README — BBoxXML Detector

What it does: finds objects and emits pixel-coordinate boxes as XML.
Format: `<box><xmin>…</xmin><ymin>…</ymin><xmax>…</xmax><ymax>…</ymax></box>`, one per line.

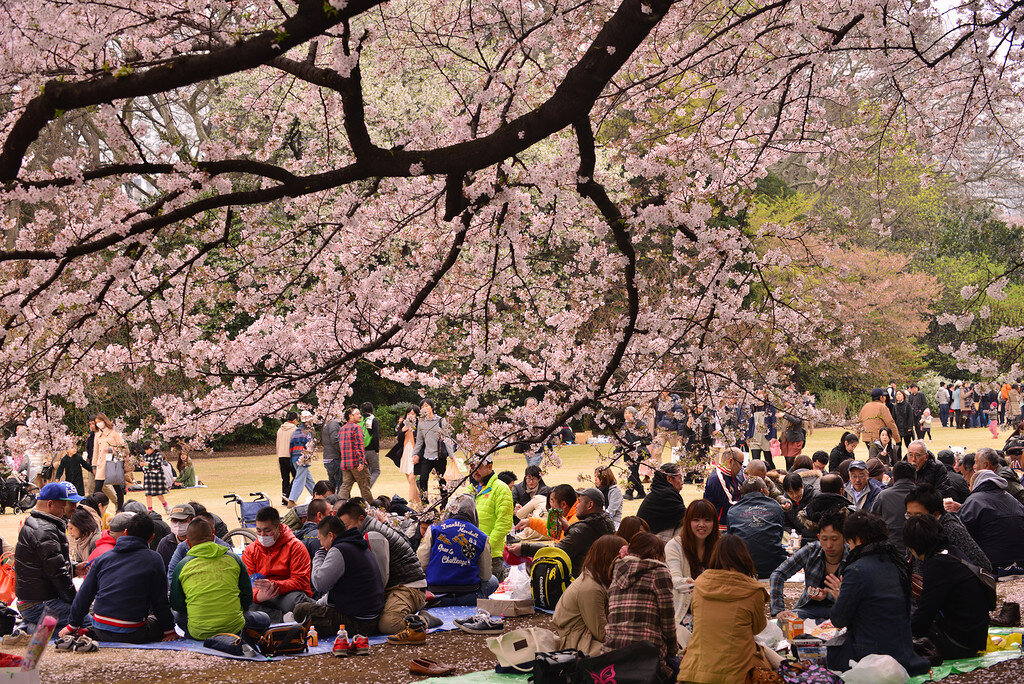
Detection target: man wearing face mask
<box><xmin>241</xmin><ymin>507</ymin><xmax>313</xmax><ymax>621</ymax></box>
<box><xmin>165</xmin><ymin>512</ymin><xmax>233</xmax><ymax>585</ymax></box>
<box><xmin>155</xmin><ymin>504</ymin><xmax>195</xmax><ymax>569</ymax></box>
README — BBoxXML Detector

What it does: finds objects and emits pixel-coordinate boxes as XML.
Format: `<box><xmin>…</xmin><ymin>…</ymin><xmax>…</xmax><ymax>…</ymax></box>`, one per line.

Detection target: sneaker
<box><xmin>73</xmin><ymin>635</ymin><xmax>99</xmax><ymax>653</ymax></box>
<box><xmin>458</xmin><ymin>612</ymin><xmax>504</xmax><ymax>635</ymax></box>
<box><xmin>54</xmin><ymin>634</ymin><xmax>77</xmax><ymax>652</ymax></box>
<box><xmin>418</xmin><ymin>610</ymin><xmax>443</xmax><ymax>629</ymax></box>
<box><xmin>350</xmin><ymin>634</ymin><xmax>369</xmax><ymax>655</ymax></box>
<box><xmin>387</xmin><ymin>615</ymin><xmax>427</xmax><ymax>645</ymax></box>
<box><xmin>454</xmin><ymin>610</ymin><xmax>490</xmax><ymax>627</ymax></box>
<box><xmin>332</xmin><ymin>634</ymin><xmax>351</xmax><ymax>657</ymax></box>
<box><xmin>2</xmin><ymin>629</ymin><xmax>30</xmax><ymax>647</ymax></box>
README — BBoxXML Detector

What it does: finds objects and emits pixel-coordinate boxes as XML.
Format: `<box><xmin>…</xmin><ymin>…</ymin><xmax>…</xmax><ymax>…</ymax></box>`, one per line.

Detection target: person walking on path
<box><xmin>360</xmin><ymin>402</ymin><xmax>381</xmax><ymax>488</ymax></box>
<box><xmin>415</xmin><ymin>399</ymin><xmax>452</xmax><ymax>502</ymax></box>
<box><xmin>339</xmin><ymin>407</ymin><xmax>372</xmax><ymax>501</ymax></box>
<box><xmin>908</xmin><ymin>384</ymin><xmax>928</xmax><ymax>440</ymax></box>
<box><xmin>935</xmin><ymin>382</ymin><xmax>951</xmax><ymax>428</ymax></box>
<box><xmin>858</xmin><ymin>389</ymin><xmax>900</xmax><ymax>445</ymax></box>
<box><xmin>286</xmin><ymin>412</ymin><xmax>316</xmax><ymax>506</ymax></box>
<box><xmin>275</xmin><ymin>412</ymin><xmax>298</xmax><ymax>505</ymax></box>
<box><xmin>951</xmin><ymin>382</ymin><xmax>963</xmax><ymax>429</ymax></box>
<box><xmin>320</xmin><ymin>411</ymin><xmax>342</xmax><ymax>492</ymax></box>
<box><xmin>141</xmin><ymin>442</ymin><xmax>171</xmax><ymax>515</ymax></box>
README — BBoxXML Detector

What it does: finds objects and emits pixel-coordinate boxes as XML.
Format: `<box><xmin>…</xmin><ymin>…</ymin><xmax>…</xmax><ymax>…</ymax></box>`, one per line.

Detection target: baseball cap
<box><xmin>870</xmin><ymin>388</ymin><xmax>885</xmax><ymax>399</ymax></box>
<box><xmin>848</xmin><ymin>460</ymin><xmax>868</xmax><ymax>472</ymax></box>
<box><xmin>169</xmin><ymin>503</ymin><xmax>196</xmax><ymax>521</ymax></box>
<box><xmin>37</xmin><ymin>482</ymin><xmax>83</xmax><ymax>503</ymax></box>
<box><xmin>108</xmin><ymin>512</ymin><xmax>135</xmax><ymax>533</ymax></box>
<box><xmin>579</xmin><ymin>487</ymin><xmax>605</xmax><ymax>508</ymax></box>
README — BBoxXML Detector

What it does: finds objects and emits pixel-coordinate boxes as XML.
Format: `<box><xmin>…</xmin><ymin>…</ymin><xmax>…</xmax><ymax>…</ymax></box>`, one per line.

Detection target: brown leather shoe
<box><xmin>410</xmin><ymin>658</ymin><xmax>455</xmax><ymax>676</ymax></box>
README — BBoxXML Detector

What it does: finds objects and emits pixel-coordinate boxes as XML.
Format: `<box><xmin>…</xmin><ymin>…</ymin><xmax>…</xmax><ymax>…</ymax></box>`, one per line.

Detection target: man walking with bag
<box><xmin>339</xmin><ymin>408</ymin><xmax>372</xmax><ymax>501</ymax></box>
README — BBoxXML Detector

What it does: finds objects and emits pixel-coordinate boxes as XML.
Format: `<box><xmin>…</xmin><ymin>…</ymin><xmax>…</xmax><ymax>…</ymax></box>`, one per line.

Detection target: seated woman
<box><xmin>172</xmin><ymin>453</ymin><xmax>196</xmax><ymax>488</ymax></box>
<box><xmin>904</xmin><ymin>514</ymin><xmax>991</xmax><ymax>660</ymax></box>
<box><xmin>511</xmin><ymin>464</ymin><xmax>550</xmax><ymax>520</ymax></box>
<box><xmin>68</xmin><ymin>508</ymin><xmax>101</xmax><ymax>563</ymax></box>
<box><xmin>553</xmin><ymin>534</ymin><xmax>623</xmax><ymax>655</ymax></box>
<box><xmin>615</xmin><ymin>516</ymin><xmax>649</xmax><ymax>544</ymax></box>
<box><xmin>594</xmin><ymin>466</ymin><xmax>623</xmax><ymax>528</ymax></box>
<box><xmin>825</xmin><ymin>511</ymin><xmax>929</xmax><ymax>675</ymax></box>
<box><xmin>664</xmin><ymin>500</ymin><xmax>719</xmax><ymax>633</ymax></box>
<box><xmin>678</xmin><ymin>535</ymin><xmax>779</xmax><ymax>684</ymax></box>
<box><xmin>602</xmin><ymin>533</ymin><xmax>678</xmax><ymax>682</ymax></box>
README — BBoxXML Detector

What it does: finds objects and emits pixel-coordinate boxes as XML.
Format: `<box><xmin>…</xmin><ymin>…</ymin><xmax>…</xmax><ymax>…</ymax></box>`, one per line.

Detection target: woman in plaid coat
<box><xmin>141</xmin><ymin>441</ymin><xmax>170</xmax><ymax>514</ymax></box>
<box><xmin>601</xmin><ymin>532</ymin><xmax>678</xmax><ymax>681</ymax></box>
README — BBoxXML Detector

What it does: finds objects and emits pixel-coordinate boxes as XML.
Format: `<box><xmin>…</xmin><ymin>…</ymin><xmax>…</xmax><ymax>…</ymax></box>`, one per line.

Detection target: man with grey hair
<box><xmin>87</xmin><ymin>512</ymin><xmax>134</xmax><ymax>562</ymax></box>
<box><xmin>906</xmin><ymin>440</ymin><xmax>951</xmax><ymax>498</ymax></box>
<box><xmin>726</xmin><ymin>475</ymin><xmax>787</xmax><ymax>578</ymax></box>
<box><xmin>975</xmin><ymin>447</ymin><xmax>1024</xmax><ymax>505</ymax></box>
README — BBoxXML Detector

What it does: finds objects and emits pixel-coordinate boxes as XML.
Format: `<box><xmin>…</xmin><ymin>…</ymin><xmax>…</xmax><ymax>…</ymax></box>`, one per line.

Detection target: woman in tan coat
<box><xmin>91</xmin><ymin>412</ymin><xmax>128</xmax><ymax>510</ymax></box>
<box><xmin>553</xmin><ymin>534</ymin><xmax>623</xmax><ymax>655</ymax></box>
<box><xmin>678</xmin><ymin>535</ymin><xmax>779</xmax><ymax>684</ymax></box>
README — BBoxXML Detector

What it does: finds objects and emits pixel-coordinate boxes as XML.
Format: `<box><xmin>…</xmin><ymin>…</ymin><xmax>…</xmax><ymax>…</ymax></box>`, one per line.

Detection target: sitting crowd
<box><xmin>8</xmin><ymin>422</ymin><xmax>1023</xmax><ymax>683</ymax></box>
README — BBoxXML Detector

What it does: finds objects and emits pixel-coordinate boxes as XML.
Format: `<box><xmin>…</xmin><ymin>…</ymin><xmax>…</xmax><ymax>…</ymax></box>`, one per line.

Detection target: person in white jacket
<box><xmin>663</xmin><ymin>499</ymin><xmax>720</xmax><ymax>645</ymax></box>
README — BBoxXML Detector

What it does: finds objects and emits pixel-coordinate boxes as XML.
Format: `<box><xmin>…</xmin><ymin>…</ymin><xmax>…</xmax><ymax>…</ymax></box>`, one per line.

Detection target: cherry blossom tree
<box><xmin>1</xmin><ymin>0</ymin><xmax>1023</xmax><ymax>453</ymax></box>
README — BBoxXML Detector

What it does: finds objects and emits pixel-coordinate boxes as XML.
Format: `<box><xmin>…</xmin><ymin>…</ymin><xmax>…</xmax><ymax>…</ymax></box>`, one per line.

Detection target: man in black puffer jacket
<box><xmin>14</xmin><ymin>483</ymin><xmax>82</xmax><ymax>632</ymax></box>
<box><xmin>339</xmin><ymin>500</ymin><xmax>426</xmax><ymax>635</ymax></box>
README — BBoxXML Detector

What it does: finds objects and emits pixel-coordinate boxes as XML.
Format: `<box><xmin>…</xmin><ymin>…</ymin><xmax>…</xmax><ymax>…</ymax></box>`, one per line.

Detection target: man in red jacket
<box><xmin>241</xmin><ymin>507</ymin><xmax>312</xmax><ymax>621</ymax></box>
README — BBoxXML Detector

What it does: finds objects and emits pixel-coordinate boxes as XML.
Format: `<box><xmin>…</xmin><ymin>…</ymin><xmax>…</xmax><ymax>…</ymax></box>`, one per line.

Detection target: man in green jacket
<box><xmin>169</xmin><ymin>518</ymin><xmax>270</xmax><ymax>640</ymax></box>
<box><xmin>472</xmin><ymin>456</ymin><xmax>513</xmax><ymax>581</ymax></box>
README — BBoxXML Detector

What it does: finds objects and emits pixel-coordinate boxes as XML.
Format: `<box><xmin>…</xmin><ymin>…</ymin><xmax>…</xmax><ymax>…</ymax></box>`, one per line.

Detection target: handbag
<box><xmin>487</xmin><ymin>628</ymin><xmax>561</xmax><ymax>672</ymax></box>
<box><xmin>778</xmin><ymin>660</ymin><xmax>844</xmax><ymax>683</ymax></box>
<box><xmin>0</xmin><ymin>554</ymin><xmax>15</xmax><ymax>605</ymax></box>
<box><xmin>243</xmin><ymin>620</ymin><xmax>308</xmax><ymax>656</ymax></box>
<box><xmin>104</xmin><ymin>456</ymin><xmax>125</xmax><ymax>486</ymax></box>
<box><xmin>951</xmin><ymin>554</ymin><xmax>998</xmax><ymax>609</ymax></box>
<box><xmin>575</xmin><ymin>642</ymin><xmax>661</xmax><ymax>684</ymax></box>
<box><xmin>530</xmin><ymin>649</ymin><xmax>584</xmax><ymax>684</ymax></box>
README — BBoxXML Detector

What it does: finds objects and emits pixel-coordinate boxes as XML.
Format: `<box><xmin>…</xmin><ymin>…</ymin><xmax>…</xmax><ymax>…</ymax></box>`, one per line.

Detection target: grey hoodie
<box><xmin>414</xmin><ymin>415</ymin><xmax>452</xmax><ymax>461</ymax></box>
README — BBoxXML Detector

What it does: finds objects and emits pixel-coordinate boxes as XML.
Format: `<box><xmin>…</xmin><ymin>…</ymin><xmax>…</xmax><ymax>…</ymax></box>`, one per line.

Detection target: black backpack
<box><xmin>243</xmin><ymin>619</ymin><xmax>308</xmax><ymax>657</ymax></box>
<box><xmin>530</xmin><ymin>547</ymin><xmax>572</xmax><ymax>610</ymax></box>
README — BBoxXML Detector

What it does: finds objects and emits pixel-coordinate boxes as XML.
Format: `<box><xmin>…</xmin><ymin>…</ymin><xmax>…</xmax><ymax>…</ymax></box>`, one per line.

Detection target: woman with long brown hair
<box><xmin>665</xmin><ymin>499</ymin><xmax>720</xmax><ymax>627</ymax></box>
<box><xmin>91</xmin><ymin>412</ymin><xmax>128</xmax><ymax>510</ymax></box>
<box><xmin>678</xmin><ymin>535</ymin><xmax>779</xmax><ymax>683</ymax></box>
<box><xmin>553</xmin><ymin>534</ymin><xmax>625</xmax><ymax>655</ymax></box>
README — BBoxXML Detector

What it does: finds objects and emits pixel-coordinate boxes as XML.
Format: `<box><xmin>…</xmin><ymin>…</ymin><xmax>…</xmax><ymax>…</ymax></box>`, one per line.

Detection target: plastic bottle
<box><xmin>336</xmin><ymin>624</ymin><xmax>348</xmax><ymax>643</ymax></box>
<box><xmin>307</xmin><ymin>624</ymin><xmax>318</xmax><ymax>647</ymax></box>
<box><xmin>21</xmin><ymin>615</ymin><xmax>56</xmax><ymax>671</ymax></box>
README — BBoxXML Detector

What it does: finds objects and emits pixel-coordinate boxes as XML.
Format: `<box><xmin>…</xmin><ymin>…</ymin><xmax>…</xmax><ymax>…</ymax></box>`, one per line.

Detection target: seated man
<box><xmin>905</xmin><ymin>485</ymin><xmax>991</xmax><ymax>572</ymax></box>
<box><xmin>298</xmin><ymin>498</ymin><xmax>331</xmax><ymax>558</ymax></box>
<box><xmin>122</xmin><ymin>500</ymin><xmax>171</xmax><ymax>551</ymax></box>
<box><xmin>416</xmin><ymin>494</ymin><xmax>498</xmax><ymax>606</ymax></box>
<box><xmin>870</xmin><ymin>461</ymin><xmax>918</xmax><ymax>555</ymax></box>
<box><xmin>904</xmin><ymin>514</ymin><xmax>991</xmax><ymax>659</ymax></box>
<box><xmin>338</xmin><ymin>500</ymin><xmax>427</xmax><ymax>634</ymax></box>
<box><xmin>165</xmin><ymin>512</ymin><xmax>233</xmax><ymax>584</ymax></box>
<box><xmin>703</xmin><ymin>451</ymin><xmax>743</xmax><ymax>527</ymax></box>
<box><xmin>293</xmin><ymin>515</ymin><xmax>385</xmax><ymax>635</ymax></box>
<box><xmin>782</xmin><ymin>473</ymin><xmax>816</xmax><ymax>544</ymax></box>
<box><xmin>283</xmin><ymin>480</ymin><xmax>335</xmax><ymax>532</ymax></box>
<box><xmin>726</xmin><ymin>476</ymin><xmax>787</xmax><ymax>578</ymax></box>
<box><xmin>517</xmin><ymin>484</ymin><xmax>579</xmax><ymax>542</ymax></box>
<box><xmin>241</xmin><ymin>507</ymin><xmax>313</xmax><ymax>620</ymax></box>
<box><xmin>745</xmin><ymin>460</ymin><xmax>789</xmax><ymax>509</ymax></box>
<box><xmin>170</xmin><ymin>518</ymin><xmax>270</xmax><ymax>639</ymax></box>
<box><xmin>844</xmin><ymin>461</ymin><xmax>882</xmax><ymax>511</ymax></box>
<box><xmin>87</xmin><ymin>512</ymin><xmax>134</xmax><ymax>561</ymax></box>
<box><xmin>956</xmin><ymin>469</ymin><xmax>1024</xmax><ymax>577</ymax></box>
<box><xmin>507</xmin><ymin>488</ymin><xmax>616</xmax><ymax>577</ymax></box>
<box><xmin>156</xmin><ymin>503</ymin><xmax>195</xmax><ymax>568</ymax></box>
<box><xmin>636</xmin><ymin>463</ymin><xmax>687</xmax><ymax>540</ymax></box>
<box><xmin>14</xmin><ymin>482</ymin><xmax>82</xmax><ymax>632</ymax></box>
<box><xmin>63</xmin><ymin>514</ymin><xmax>176</xmax><ymax>643</ymax></box>
<box><xmin>770</xmin><ymin>511</ymin><xmax>847</xmax><ymax>620</ymax></box>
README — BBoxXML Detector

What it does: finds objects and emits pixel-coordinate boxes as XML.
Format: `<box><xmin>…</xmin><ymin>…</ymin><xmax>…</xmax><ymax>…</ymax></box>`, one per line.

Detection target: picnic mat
<box><xmin>93</xmin><ymin>606</ymin><xmax>478</xmax><ymax>662</ymax></box>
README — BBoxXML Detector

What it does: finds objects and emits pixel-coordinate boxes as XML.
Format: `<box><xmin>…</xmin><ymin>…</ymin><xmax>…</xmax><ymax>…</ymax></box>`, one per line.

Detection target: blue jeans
<box><xmin>430</xmin><ymin>576</ymin><xmax>500</xmax><ymax>607</ymax></box>
<box><xmin>323</xmin><ymin>460</ymin><xmax>341</xmax><ymax>491</ymax></box>
<box><xmin>525</xmin><ymin>451</ymin><xmax>544</xmax><ymax>468</ymax></box>
<box><xmin>288</xmin><ymin>464</ymin><xmax>315</xmax><ymax>502</ymax></box>
<box><xmin>795</xmin><ymin>601</ymin><xmax>834</xmax><ymax>621</ymax></box>
<box><xmin>17</xmin><ymin>598</ymin><xmax>77</xmax><ymax>634</ymax></box>
<box><xmin>939</xmin><ymin>404</ymin><xmax>950</xmax><ymax>427</ymax></box>
<box><xmin>174</xmin><ymin>608</ymin><xmax>270</xmax><ymax>639</ymax></box>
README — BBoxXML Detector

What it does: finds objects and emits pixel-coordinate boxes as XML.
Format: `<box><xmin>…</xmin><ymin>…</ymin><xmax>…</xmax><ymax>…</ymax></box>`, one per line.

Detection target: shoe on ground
<box><xmin>332</xmin><ymin>634</ymin><xmax>351</xmax><ymax>657</ymax></box>
<box><xmin>410</xmin><ymin>657</ymin><xmax>455</xmax><ymax>676</ymax></box>
<box><xmin>457</xmin><ymin>612</ymin><xmax>504</xmax><ymax>635</ymax></box>
<box><xmin>2</xmin><ymin>629</ymin><xmax>30</xmax><ymax>647</ymax></box>
<box><xmin>350</xmin><ymin>634</ymin><xmax>369</xmax><ymax>655</ymax></box>
<box><xmin>73</xmin><ymin>635</ymin><xmax>99</xmax><ymax>653</ymax></box>
<box><xmin>992</xmin><ymin>601</ymin><xmax>1021</xmax><ymax>627</ymax></box>
<box><xmin>454</xmin><ymin>609</ymin><xmax>491</xmax><ymax>627</ymax></box>
<box><xmin>54</xmin><ymin>634</ymin><xmax>77</xmax><ymax>652</ymax></box>
<box><xmin>387</xmin><ymin>615</ymin><xmax>427</xmax><ymax>645</ymax></box>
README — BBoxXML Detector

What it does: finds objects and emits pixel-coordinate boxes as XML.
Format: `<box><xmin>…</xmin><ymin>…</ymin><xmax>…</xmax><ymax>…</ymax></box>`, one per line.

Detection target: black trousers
<box><xmin>279</xmin><ymin>457</ymin><xmax>295</xmax><ymax>497</ymax></box>
<box><xmin>418</xmin><ymin>458</ymin><xmax>446</xmax><ymax>499</ymax></box>
<box><xmin>625</xmin><ymin>459</ymin><xmax>645</xmax><ymax>497</ymax></box>
<box><xmin>93</xmin><ymin>479</ymin><xmax>125</xmax><ymax>511</ymax></box>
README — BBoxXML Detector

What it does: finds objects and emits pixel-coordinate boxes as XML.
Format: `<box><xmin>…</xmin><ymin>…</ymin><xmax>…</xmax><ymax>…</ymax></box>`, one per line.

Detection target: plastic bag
<box><xmin>985</xmin><ymin>632</ymin><xmax>1022</xmax><ymax>652</ymax></box>
<box><xmin>841</xmin><ymin>654</ymin><xmax>908</xmax><ymax>684</ymax></box>
<box><xmin>507</xmin><ymin>563</ymin><xmax>532</xmax><ymax>600</ymax></box>
<box><xmin>755</xmin><ymin>619</ymin><xmax>786</xmax><ymax>650</ymax></box>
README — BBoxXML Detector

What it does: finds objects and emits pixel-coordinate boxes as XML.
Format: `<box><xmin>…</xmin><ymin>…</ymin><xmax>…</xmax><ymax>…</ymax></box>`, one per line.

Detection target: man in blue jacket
<box><xmin>726</xmin><ymin>476</ymin><xmax>787</xmax><ymax>578</ymax></box>
<box><xmin>417</xmin><ymin>495</ymin><xmax>498</xmax><ymax>605</ymax></box>
<box><xmin>62</xmin><ymin>514</ymin><xmax>177</xmax><ymax>643</ymax></box>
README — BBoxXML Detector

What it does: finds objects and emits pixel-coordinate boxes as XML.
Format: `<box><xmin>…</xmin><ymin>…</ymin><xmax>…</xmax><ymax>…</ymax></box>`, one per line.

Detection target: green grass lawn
<box><xmin>0</xmin><ymin>423</ymin><xmax>1006</xmax><ymax>544</ymax></box>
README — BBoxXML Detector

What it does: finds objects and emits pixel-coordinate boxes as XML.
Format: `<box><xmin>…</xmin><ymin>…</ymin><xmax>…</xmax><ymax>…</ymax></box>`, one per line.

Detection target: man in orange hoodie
<box><xmin>241</xmin><ymin>507</ymin><xmax>312</xmax><ymax>621</ymax></box>
<box><xmin>514</xmin><ymin>484</ymin><xmax>579</xmax><ymax>541</ymax></box>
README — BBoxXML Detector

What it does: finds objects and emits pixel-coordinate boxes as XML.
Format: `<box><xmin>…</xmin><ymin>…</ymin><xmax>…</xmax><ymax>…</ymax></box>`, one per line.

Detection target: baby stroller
<box><xmin>0</xmin><ymin>477</ymin><xmax>38</xmax><ymax>515</ymax></box>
